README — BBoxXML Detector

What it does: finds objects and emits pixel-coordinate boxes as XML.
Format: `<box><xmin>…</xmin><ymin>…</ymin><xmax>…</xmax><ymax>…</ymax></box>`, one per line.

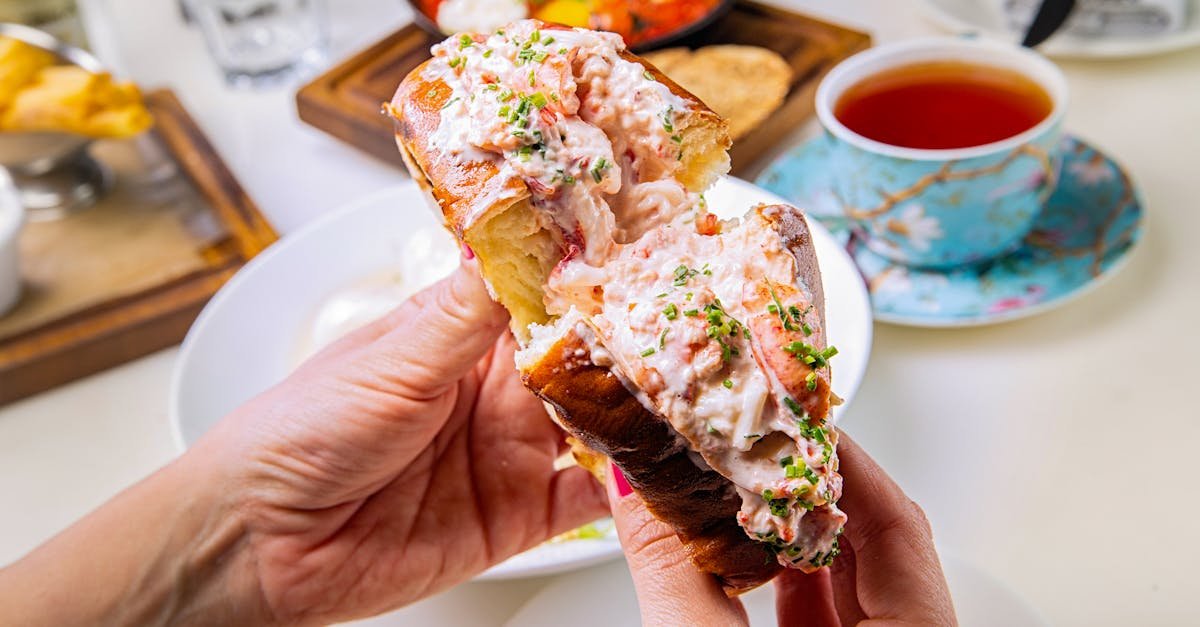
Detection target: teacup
<box><xmin>815</xmin><ymin>38</ymin><xmax>1067</xmax><ymax>268</ymax></box>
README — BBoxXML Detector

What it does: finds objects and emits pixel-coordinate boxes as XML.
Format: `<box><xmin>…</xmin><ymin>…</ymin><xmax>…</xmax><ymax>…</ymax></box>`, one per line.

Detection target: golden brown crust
<box><xmin>519</xmin><ymin>206</ymin><xmax>829</xmax><ymax>595</ymax></box>
<box><xmin>522</xmin><ymin>330</ymin><xmax>783</xmax><ymax>595</ymax></box>
<box><xmin>387</xmin><ymin>62</ymin><xmax>529</xmax><ymax>240</ymax></box>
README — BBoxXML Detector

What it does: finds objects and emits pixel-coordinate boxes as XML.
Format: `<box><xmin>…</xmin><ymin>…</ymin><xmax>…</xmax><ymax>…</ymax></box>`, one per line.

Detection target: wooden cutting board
<box><xmin>0</xmin><ymin>90</ymin><xmax>276</xmax><ymax>406</ymax></box>
<box><xmin>296</xmin><ymin>1</ymin><xmax>870</xmax><ymax>174</ymax></box>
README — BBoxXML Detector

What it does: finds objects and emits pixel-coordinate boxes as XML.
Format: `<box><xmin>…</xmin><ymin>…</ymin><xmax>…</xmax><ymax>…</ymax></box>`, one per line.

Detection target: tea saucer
<box><xmin>757</xmin><ymin>135</ymin><xmax>1143</xmax><ymax>328</ymax></box>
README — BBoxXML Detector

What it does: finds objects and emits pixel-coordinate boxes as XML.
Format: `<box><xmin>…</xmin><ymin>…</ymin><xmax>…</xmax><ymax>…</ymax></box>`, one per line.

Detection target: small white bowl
<box><xmin>0</xmin><ymin>169</ymin><xmax>25</xmax><ymax>316</ymax></box>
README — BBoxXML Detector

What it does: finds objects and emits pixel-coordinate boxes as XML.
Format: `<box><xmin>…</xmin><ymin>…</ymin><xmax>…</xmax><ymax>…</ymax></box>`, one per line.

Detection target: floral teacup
<box><xmin>815</xmin><ymin>38</ymin><xmax>1067</xmax><ymax>268</ymax></box>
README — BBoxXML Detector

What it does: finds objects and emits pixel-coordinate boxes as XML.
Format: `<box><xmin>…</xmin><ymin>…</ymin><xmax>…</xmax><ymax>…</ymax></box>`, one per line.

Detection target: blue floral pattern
<box><xmin>757</xmin><ymin>135</ymin><xmax>1143</xmax><ymax>327</ymax></box>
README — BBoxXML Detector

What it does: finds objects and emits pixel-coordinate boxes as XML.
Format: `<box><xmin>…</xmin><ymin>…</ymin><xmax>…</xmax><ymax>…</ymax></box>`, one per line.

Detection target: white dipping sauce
<box><xmin>294</xmin><ymin>225</ymin><xmax>460</xmax><ymax>364</ymax></box>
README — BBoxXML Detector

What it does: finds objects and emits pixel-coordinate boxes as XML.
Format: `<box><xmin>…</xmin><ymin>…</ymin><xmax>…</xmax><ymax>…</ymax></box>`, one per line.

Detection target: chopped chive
<box><xmin>707</xmin><ymin>422</ymin><xmax>719</xmax><ymax>435</ymax></box>
<box><xmin>659</xmin><ymin>328</ymin><xmax>668</xmax><ymax>350</ymax></box>
<box><xmin>805</xmin><ymin>371</ymin><xmax>818</xmax><ymax>391</ymax></box>
<box><xmin>528</xmin><ymin>92</ymin><xmax>548</xmax><ymax>108</ymax></box>
<box><xmin>531</xmin><ymin>29</ymin><xmax>541</xmax><ymax>43</ymax></box>
<box><xmin>785</xmin><ymin>464</ymin><xmax>801</xmax><ymax>478</ymax></box>
<box><xmin>767</xmin><ymin>303</ymin><xmax>779</xmax><ymax>314</ymax></box>
<box><xmin>783</xmin><ymin>396</ymin><xmax>805</xmax><ymax>417</ymax></box>
<box><xmin>802</xmin><ymin>322</ymin><xmax>813</xmax><ymax>336</ymax></box>
<box><xmin>780</xmin><ymin>456</ymin><xmax>793</xmax><ymax>468</ymax></box>
<box><xmin>589</xmin><ymin>157</ymin><xmax>609</xmax><ymax>183</ymax></box>
<box><xmin>640</xmin><ymin>347</ymin><xmax>656</xmax><ymax>357</ymax></box>
<box><xmin>683</xmin><ymin>309</ymin><xmax>699</xmax><ymax>317</ymax></box>
<box><xmin>663</xmin><ymin>303</ymin><xmax>678</xmax><ymax>320</ymax></box>
<box><xmin>448</xmin><ymin>56</ymin><xmax>463</xmax><ymax>68</ymax></box>
<box><xmin>543</xmin><ymin>35</ymin><xmax>555</xmax><ymax>45</ymax></box>
<box><xmin>441</xmin><ymin>97</ymin><xmax>460</xmax><ymax>109</ymax></box>
<box><xmin>482</xmin><ymin>48</ymin><xmax>493</xmax><ymax>58</ymax></box>
<box><xmin>723</xmin><ymin>379</ymin><xmax>733</xmax><ymax>389</ymax></box>
<box><xmin>528</xmin><ymin>68</ymin><xmax>536</xmax><ymax>86</ymax></box>
<box><xmin>459</xmin><ymin>34</ymin><xmax>473</xmax><ymax>49</ymax></box>
<box><xmin>643</xmin><ymin>70</ymin><xmax>655</xmax><ymax>81</ymax></box>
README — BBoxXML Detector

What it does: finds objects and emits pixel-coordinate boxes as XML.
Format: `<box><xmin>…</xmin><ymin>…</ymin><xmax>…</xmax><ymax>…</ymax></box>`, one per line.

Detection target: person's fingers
<box><xmin>544</xmin><ymin>465</ymin><xmax>609</xmax><ymax>538</ymax></box>
<box><xmin>355</xmin><ymin>257</ymin><xmax>508</xmax><ymax>398</ymax></box>
<box><xmin>835</xmin><ymin>433</ymin><xmax>957</xmax><ymax>626</ymax></box>
<box><xmin>607</xmin><ymin>464</ymin><xmax>748</xmax><ymax>627</ymax></box>
<box><xmin>827</xmin><ymin>531</ymin><xmax>869</xmax><ymax>625</ymax></box>
<box><xmin>775</xmin><ymin>568</ymin><xmax>840</xmax><ymax>627</ymax></box>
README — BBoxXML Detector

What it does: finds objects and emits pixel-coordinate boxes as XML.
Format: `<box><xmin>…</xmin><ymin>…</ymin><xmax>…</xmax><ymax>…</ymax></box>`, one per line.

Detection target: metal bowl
<box><xmin>0</xmin><ymin>23</ymin><xmax>111</xmax><ymax>218</ymax></box>
<box><xmin>0</xmin><ymin>23</ymin><xmax>104</xmax><ymax>168</ymax></box>
<box><xmin>404</xmin><ymin>0</ymin><xmax>734</xmax><ymax>52</ymax></box>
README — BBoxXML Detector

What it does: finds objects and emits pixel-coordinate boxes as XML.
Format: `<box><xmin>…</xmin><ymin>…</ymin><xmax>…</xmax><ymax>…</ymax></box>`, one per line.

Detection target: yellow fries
<box><xmin>0</xmin><ymin>36</ymin><xmax>151</xmax><ymax>138</ymax></box>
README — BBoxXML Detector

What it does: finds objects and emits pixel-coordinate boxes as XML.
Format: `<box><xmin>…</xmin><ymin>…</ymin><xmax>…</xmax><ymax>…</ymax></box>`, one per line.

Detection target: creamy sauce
<box><xmin>294</xmin><ymin>226</ymin><xmax>459</xmax><ymax>365</ymax></box>
<box><xmin>428</xmin><ymin>20</ymin><xmax>843</xmax><ymax>569</ymax></box>
<box><xmin>542</xmin><ymin>211</ymin><xmax>846</xmax><ymax>566</ymax></box>
<box><xmin>423</xmin><ymin>20</ymin><xmax>692</xmax><ymax>264</ymax></box>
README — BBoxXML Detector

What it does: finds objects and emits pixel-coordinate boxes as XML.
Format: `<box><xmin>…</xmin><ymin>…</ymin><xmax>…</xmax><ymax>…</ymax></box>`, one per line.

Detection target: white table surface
<box><xmin>2</xmin><ymin>1</ymin><xmax>1199</xmax><ymax>625</ymax></box>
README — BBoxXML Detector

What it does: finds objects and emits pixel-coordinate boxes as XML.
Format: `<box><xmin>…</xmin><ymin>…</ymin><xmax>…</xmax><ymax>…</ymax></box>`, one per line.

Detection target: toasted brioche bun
<box><xmin>388</xmin><ymin>22</ymin><xmax>839</xmax><ymax>595</ymax></box>
<box><xmin>389</xmin><ymin>43</ymin><xmax>729</xmax><ymax>340</ymax></box>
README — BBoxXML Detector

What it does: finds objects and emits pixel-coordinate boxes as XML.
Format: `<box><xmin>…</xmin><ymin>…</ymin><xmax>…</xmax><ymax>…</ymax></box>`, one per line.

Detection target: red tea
<box><xmin>834</xmin><ymin>61</ymin><xmax>1053</xmax><ymax>150</ymax></box>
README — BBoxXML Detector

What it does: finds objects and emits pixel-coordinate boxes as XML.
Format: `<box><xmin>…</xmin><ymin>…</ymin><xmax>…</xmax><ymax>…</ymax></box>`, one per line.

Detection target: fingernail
<box><xmin>611</xmin><ymin>461</ymin><xmax>633</xmax><ymax>497</ymax></box>
<box><xmin>460</xmin><ymin>243</ymin><xmax>475</xmax><ymax>260</ymax></box>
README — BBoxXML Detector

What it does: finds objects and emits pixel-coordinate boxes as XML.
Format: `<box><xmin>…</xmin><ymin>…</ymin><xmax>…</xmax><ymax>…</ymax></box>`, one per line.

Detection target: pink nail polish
<box><xmin>461</xmin><ymin>243</ymin><xmax>475</xmax><ymax>260</ymax></box>
<box><xmin>611</xmin><ymin>462</ymin><xmax>633</xmax><ymax>497</ymax></box>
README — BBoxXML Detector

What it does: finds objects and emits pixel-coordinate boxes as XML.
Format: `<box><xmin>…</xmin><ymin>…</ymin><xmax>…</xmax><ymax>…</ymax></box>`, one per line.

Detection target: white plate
<box><xmin>169</xmin><ymin>176</ymin><xmax>874</xmax><ymax>580</ymax></box>
<box><xmin>505</xmin><ymin>553</ymin><xmax>1051</xmax><ymax>627</ymax></box>
<box><xmin>919</xmin><ymin>0</ymin><xmax>1200</xmax><ymax>59</ymax></box>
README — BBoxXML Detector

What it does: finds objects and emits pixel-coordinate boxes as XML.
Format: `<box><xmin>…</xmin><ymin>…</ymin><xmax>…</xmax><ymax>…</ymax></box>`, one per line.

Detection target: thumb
<box><xmin>365</xmin><ymin>254</ymin><xmax>509</xmax><ymax>396</ymax></box>
<box><xmin>607</xmin><ymin>463</ymin><xmax>748</xmax><ymax>627</ymax></box>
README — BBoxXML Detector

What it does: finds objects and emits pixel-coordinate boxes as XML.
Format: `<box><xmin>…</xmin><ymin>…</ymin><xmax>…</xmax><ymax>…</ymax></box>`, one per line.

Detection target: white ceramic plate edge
<box><xmin>166</xmin><ymin>185</ymin><xmax>420</xmax><ymax>453</ymax></box>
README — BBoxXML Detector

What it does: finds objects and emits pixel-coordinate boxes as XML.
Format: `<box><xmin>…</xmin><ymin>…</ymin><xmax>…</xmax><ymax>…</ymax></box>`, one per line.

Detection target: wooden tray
<box><xmin>0</xmin><ymin>90</ymin><xmax>276</xmax><ymax>406</ymax></box>
<box><xmin>296</xmin><ymin>1</ymin><xmax>870</xmax><ymax>174</ymax></box>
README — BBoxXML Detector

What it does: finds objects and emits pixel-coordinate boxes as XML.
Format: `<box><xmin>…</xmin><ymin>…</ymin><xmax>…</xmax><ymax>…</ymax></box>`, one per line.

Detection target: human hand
<box><xmin>190</xmin><ymin>254</ymin><xmax>608</xmax><ymax>624</ymax></box>
<box><xmin>608</xmin><ymin>433</ymin><xmax>956</xmax><ymax>626</ymax></box>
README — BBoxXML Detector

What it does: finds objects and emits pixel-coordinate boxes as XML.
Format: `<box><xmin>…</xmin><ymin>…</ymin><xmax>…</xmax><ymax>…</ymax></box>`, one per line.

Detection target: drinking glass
<box><xmin>185</xmin><ymin>0</ymin><xmax>329</xmax><ymax>87</ymax></box>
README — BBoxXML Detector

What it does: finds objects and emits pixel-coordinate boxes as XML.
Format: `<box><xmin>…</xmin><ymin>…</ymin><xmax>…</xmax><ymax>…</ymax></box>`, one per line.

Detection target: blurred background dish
<box><xmin>406</xmin><ymin>0</ymin><xmax>734</xmax><ymax>50</ymax></box>
<box><xmin>0</xmin><ymin>23</ymin><xmax>150</xmax><ymax>218</ymax></box>
<box><xmin>920</xmin><ymin>0</ymin><xmax>1200</xmax><ymax>58</ymax></box>
<box><xmin>169</xmin><ymin>176</ymin><xmax>874</xmax><ymax>580</ymax></box>
<box><xmin>642</xmin><ymin>45</ymin><xmax>790</xmax><ymax>140</ymax></box>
